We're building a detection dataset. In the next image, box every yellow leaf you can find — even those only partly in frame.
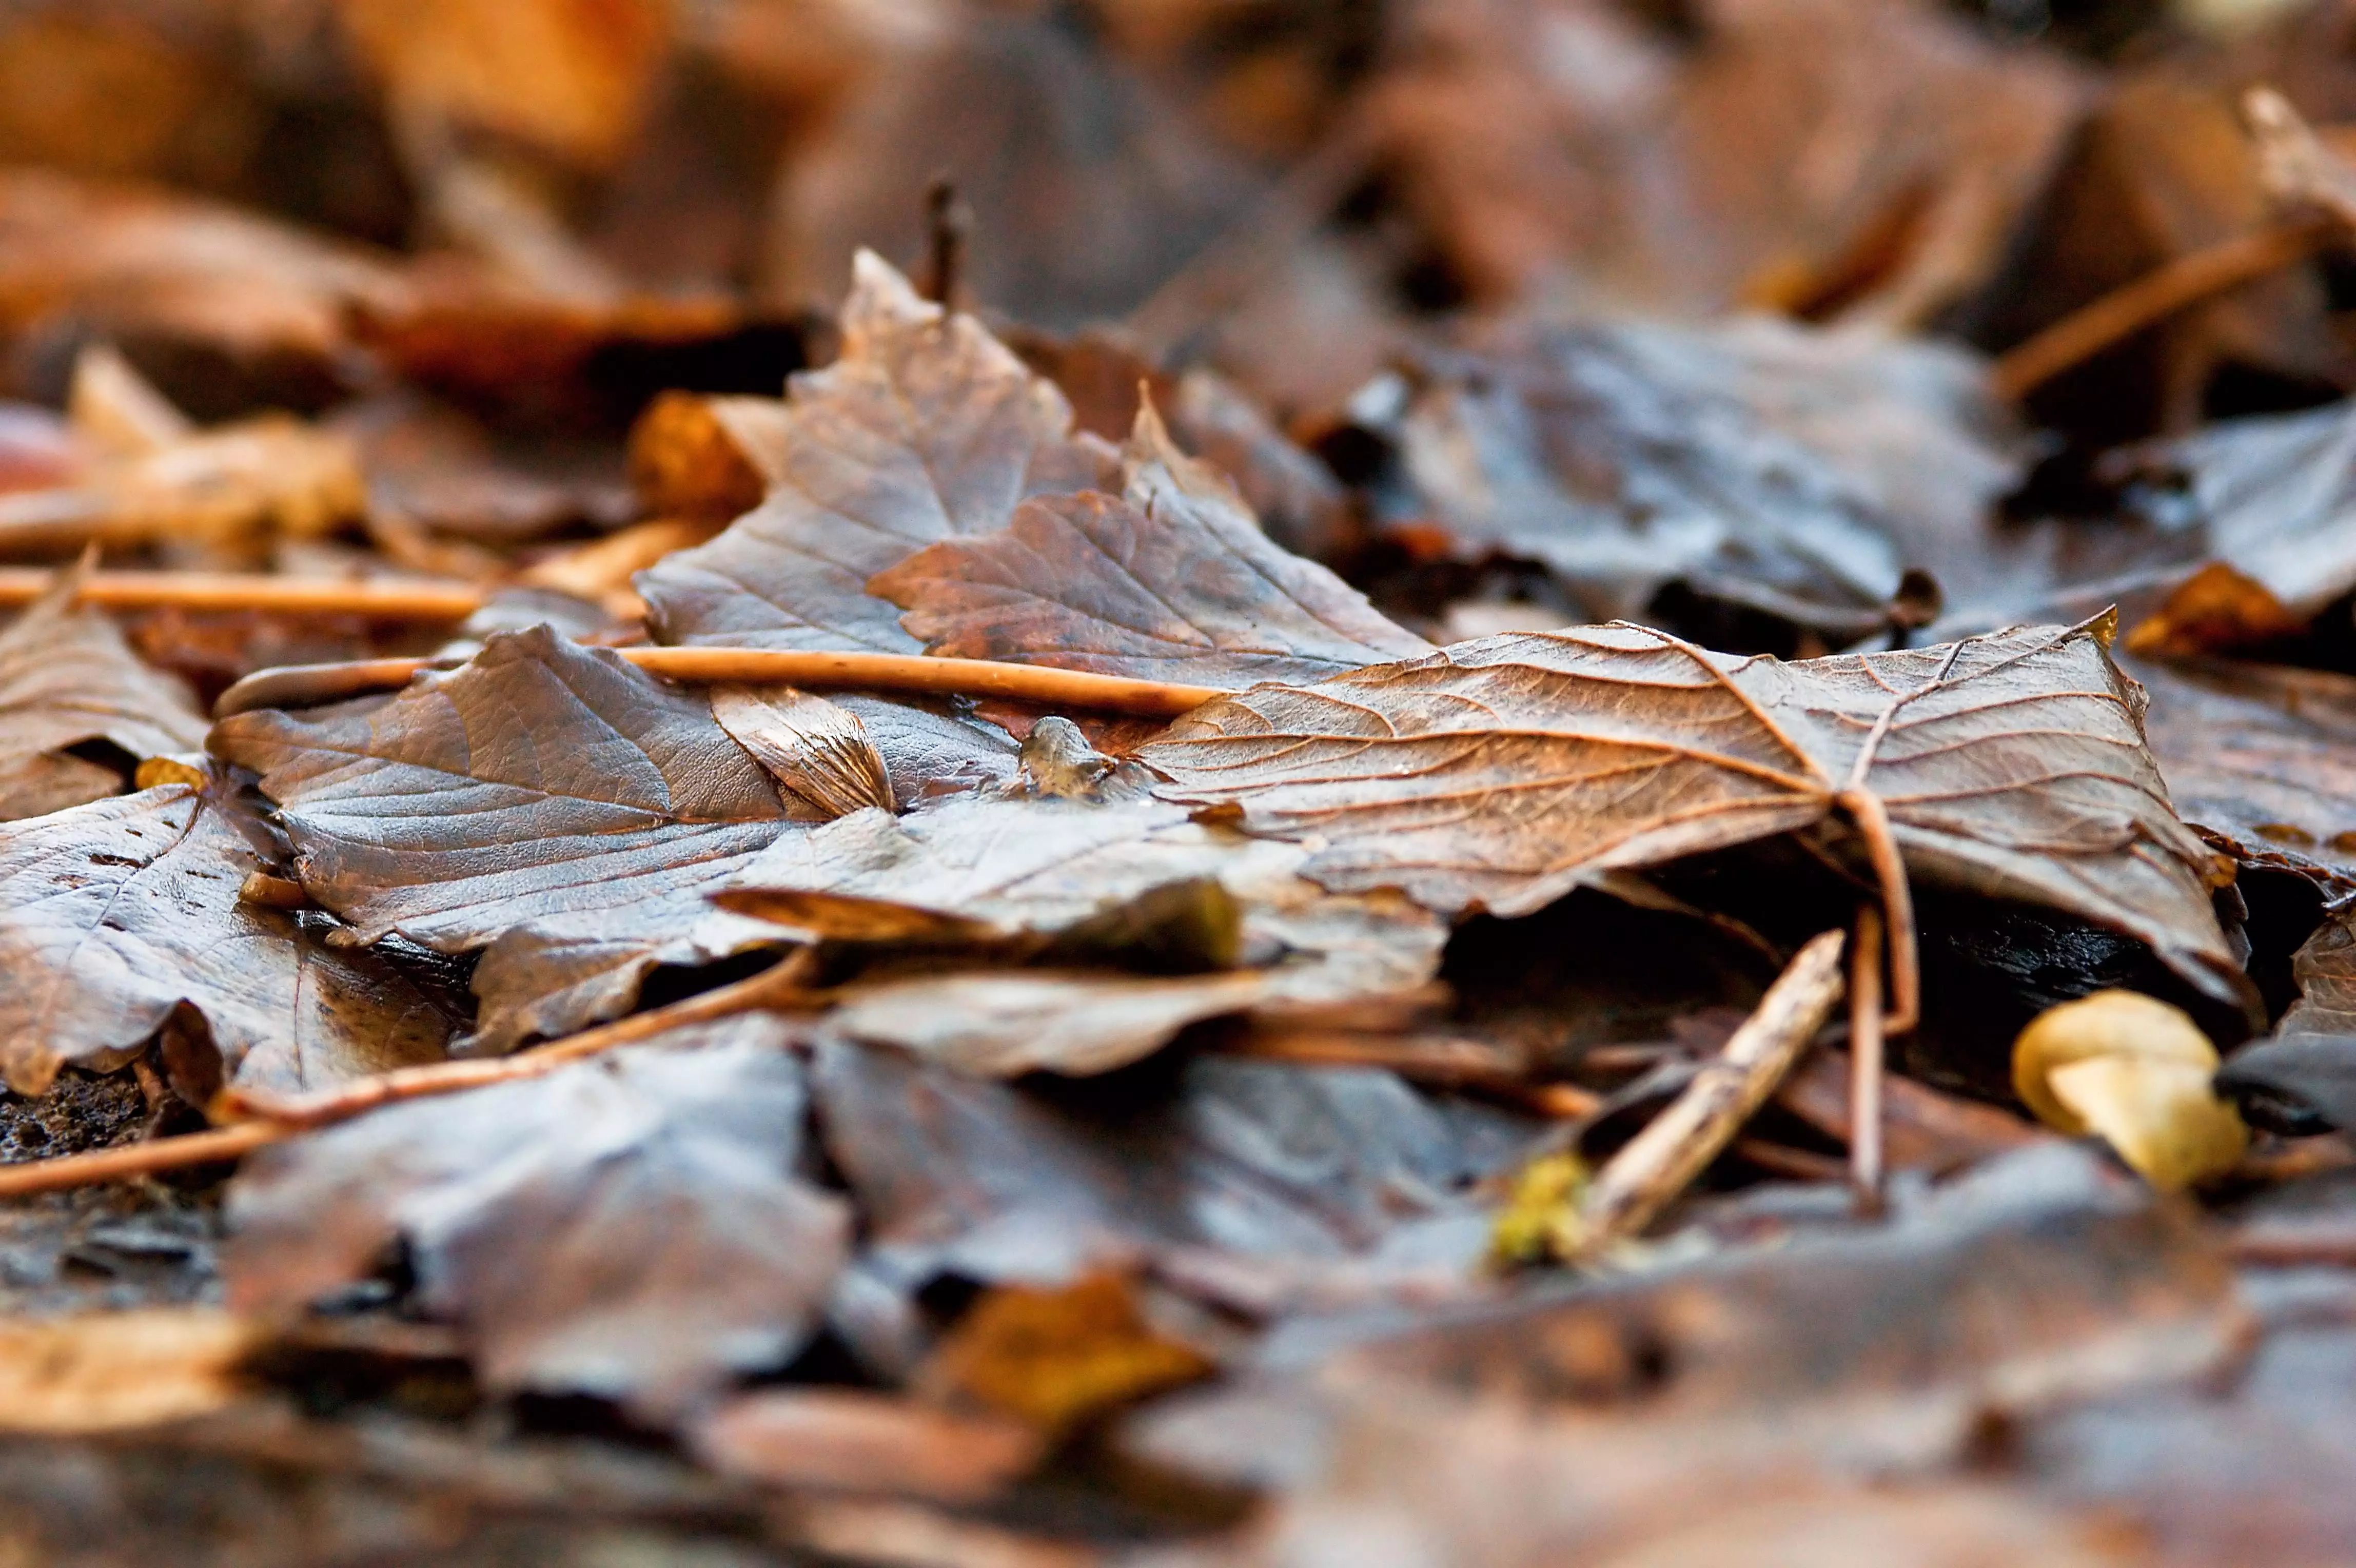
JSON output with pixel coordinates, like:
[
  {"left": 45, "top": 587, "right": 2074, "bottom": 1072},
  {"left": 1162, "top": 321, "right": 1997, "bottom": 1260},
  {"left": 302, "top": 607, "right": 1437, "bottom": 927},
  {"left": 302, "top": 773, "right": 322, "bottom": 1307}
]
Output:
[
  {"left": 0, "top": 1310, "right": 259, "bottom": 1433},
  {"left": 1491, "top": 1150, "right": 1589, "bottom": 1267}
]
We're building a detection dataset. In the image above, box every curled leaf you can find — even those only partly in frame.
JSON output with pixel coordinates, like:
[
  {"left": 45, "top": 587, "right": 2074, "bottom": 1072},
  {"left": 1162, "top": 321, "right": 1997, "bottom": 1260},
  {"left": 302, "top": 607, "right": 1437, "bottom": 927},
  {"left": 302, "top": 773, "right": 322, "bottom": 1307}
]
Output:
[
  {"left": 2012, "top": 990, "right": 2247, "bottom": 1191},
  {"left": 711, "top": 683, "right": 896, "bottom": 818}
]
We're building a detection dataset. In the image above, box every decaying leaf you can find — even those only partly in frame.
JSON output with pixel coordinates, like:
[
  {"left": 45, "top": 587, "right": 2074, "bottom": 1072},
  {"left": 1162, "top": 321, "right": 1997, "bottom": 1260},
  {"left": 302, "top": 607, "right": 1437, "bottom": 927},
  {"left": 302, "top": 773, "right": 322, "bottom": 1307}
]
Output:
[
  {"left": 710, "top": 683, "right": 895, "bottom": 818},
  {"left": 226, "top": 1017, "right": 849, "bottom": 1422},
  {"left": 872, "top": 406, "right": 1429, "bottom": 687},
  {"left": 1141, "top": 620, "right": 2247, "bottom": 1005},
  {"left": 210, "top": 625, "right": 808, "bottom": 1048},
  {"left": 637, "top": 252, "right": 1115, "bottom": 655},
  {"left": 2013, "top": 991, "right": 2247, "bottom": 1191},
  {"left": 0, "top": 1310, "right": 261, "bottom": 1434},
  {"left": 0, "top": 561, "right": 208, "bottom": 819},
  {"left": 918, "top": 1270, "right": 1215, "bottom": 1434},
  {"left": 627, "top": 389, "right": 792, "bottom": 523},
  {"left": 0, "top": 774, "right": 454, "bottom": 1096}
]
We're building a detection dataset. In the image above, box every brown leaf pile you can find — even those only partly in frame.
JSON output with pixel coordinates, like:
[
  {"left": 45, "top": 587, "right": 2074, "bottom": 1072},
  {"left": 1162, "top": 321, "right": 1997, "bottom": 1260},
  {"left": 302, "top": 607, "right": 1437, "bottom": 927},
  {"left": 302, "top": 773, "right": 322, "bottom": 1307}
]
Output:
[{"left": 10, "top": 4, "right": 2356, "bottom": 1564}]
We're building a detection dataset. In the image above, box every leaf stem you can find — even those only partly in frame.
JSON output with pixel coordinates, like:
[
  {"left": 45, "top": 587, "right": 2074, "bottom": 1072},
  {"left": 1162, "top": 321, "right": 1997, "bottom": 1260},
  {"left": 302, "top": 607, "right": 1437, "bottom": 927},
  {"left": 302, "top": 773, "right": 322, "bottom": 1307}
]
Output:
[{"left": 213, "top": 646, "right": 1227, "bottom": 720}]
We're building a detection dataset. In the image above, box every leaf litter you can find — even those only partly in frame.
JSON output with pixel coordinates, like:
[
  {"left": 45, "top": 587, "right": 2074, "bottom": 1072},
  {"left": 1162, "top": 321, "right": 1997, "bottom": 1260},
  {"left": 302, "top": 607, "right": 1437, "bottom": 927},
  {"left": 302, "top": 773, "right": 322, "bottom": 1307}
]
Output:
[{"left": 7, "top": 4, "right": 2356, "bottom": 1562}]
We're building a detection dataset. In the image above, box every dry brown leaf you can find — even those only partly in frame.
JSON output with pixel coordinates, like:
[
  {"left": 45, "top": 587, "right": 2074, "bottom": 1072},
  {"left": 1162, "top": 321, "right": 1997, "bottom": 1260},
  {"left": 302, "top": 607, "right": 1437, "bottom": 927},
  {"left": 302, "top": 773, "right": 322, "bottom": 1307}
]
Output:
[
  {"left": 1372, "top": 325, "right": 1910, "bottom": 634},
  {"left": 2214, "top": 910, "right": 2356, "bottom": 1134},
  {"left": 209, "top": 624, "right": 810, "bottom": 1050},
  {"left": 0, "top": 560, "right": 208, "bottom": 819},
  {"left": 870, "top": 405, "right": 1429, "bottom": 687},
  {"left": 710, "top": 683, "right": 895, "bottom": 818},
  {"left": 638, "top": 252, "right": 1116, "bottom": 655},
  {"left": 0, "top": 1310, "right": 261, "bottom": 1434},
  {"left": 828, "top": 970, "right": 1281, "bottom": 1079},
  {"left": 626, "top": 389, "right": 792, "bottom": 523},
  {"left": 0, "top": 771, "right": 455, "bottom": 1097},
  {"left": 1141, "top": 620, "right": 2248, "bottom": 1007},
  {"left": 226, "top": 1015, "right": 848, "bottom": 1423},
  {"left": 2129, "top": 652, "right": 2356, "bottom": 889}
]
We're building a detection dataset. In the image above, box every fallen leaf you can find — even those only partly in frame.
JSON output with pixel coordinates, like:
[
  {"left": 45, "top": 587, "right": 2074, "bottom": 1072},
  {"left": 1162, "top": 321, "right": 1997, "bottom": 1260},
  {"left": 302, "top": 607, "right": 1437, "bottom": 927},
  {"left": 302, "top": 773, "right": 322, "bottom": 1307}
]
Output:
[
  {"left": 827, "top": 970, "right": 1281, "bottom": 1079},
  {"left": 626, "top": 389, "right": 791, "bottom": 523},
  {"left": 0, "top": 773, "right": 454, "bottom": 1096},
  {"left": 2129, "top": 652, "right": 2356, "bottom": 889},
  {"left": 918, "top": 1270, "right": 1214, "bottom": 1434},
  {"left": 710, "top": 683, "right": 896, "bottom": 818},
  {"left": 1373, "top": 326, "right": 1909, "bottom": 635},
  {"left": 811, "top": 1041, "right": 1520, "bottom": 1346},
  {"left": 225, "top": 1016, "right": 849, "bottom": 1423},
  {"left": 0, "top": 1310, "right": 260, "bottom": 1434},
  {"left": 2013, "top": 990, "right": 2247, "bottom": 1191},
  {"left": 637, "top": 252, "right": 1116, "bottom": 656},
  {"left": 209, "top": 624, "right": 810, "bottom": 1050},
  {"left": 1775, "top": 1047, "right": 2045, "bottom": 1177},
  {"left": 0, "top": 167, "right": 408, "bottom": 395},
  {"left": 1140, "top": 620, "right": 2248, "bottom": 1007},
  {"left": 2114, "top": 400, "right": 2356, "bottom": 655},
  {"left": 0, "top": 561, "right": 208, "bottom": 819},
  {"left": 694, "top": 1388, "right": 1043, "bottom": 1504},
  {"left": 871, "top": 405, "right": 1430, "bottom": 687},
  {"left": 2216, "top": 910, "right": 2356, "bottom": 1132}
]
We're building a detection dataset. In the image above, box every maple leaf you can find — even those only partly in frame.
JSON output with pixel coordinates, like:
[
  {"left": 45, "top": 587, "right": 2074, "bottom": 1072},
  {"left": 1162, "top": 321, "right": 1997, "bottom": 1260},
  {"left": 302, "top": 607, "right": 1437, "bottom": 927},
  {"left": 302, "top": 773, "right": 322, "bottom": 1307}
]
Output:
[
  {"left": 225, "top": 1016, "right": 848, "bottom": 1422},
  {"left": 1140, "top": 620, "right": 2247, "bottom": 1008},
  {"left": 870, "top": 407, "right": 1431, "bottom": 687},
  {"left": 636, "top": 252, "right": 1116, "bottom": 655},
  {"left": 209, "top": 625, "right": 809, "bottom": 1049},
  {"left": 0, "top": 774, "right": 452, "bottom": 1096},
  {"left": 0, "top": 564, "right": 208, "bottom": 820}
]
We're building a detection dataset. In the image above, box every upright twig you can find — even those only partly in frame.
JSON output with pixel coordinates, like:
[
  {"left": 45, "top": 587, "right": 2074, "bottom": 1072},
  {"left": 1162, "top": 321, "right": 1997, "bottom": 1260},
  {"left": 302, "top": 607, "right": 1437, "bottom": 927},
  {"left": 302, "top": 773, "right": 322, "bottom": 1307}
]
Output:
[
  {"left": 921, "top": 178, "right": 970, "bottom": 309},
  {"left": 1848, "top": 904, "right": 1886, "bottom": 1213},
  {"left": 1576, "top": 929, "right": 1848, "bottom": 1251},
  {"left": 213, "top": 646, "right": 1227, "bottom": 720}
]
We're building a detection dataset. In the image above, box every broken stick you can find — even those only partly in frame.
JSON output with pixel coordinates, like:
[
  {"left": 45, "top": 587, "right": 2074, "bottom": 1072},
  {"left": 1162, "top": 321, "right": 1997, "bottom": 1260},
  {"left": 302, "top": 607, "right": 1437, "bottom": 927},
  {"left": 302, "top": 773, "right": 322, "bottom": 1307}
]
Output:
[{"left": 1577, "top": 928, "right": 1848, "bottom": 1252}]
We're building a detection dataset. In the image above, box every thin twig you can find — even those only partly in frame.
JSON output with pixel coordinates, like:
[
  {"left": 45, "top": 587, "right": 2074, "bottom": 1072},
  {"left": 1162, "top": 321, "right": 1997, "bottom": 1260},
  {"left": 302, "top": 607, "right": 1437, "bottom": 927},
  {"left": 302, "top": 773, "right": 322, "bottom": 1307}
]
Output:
[
  {"left": 1989, "top": 214, "right": 2339, "bottom": 403},
  {"left": 1576, "top": 929, "right": 1847, "bottom": 1251},
  {"left": 0, "top": 1122, "right": 286, "bottom": 1199},
  {"left": 226, "top": 955, "right": 824, "bottom": 1128},
  {"left": 0, "top": 568, "right": 486, "bottom": 619},
  {"left": 1848, "top": 904, "right": 1886, "bottom": 1213},
  {"left": 214, "top": 646, "right": 1228, "bottom": 720},
  {"left": 0, "top": 957, "right": 827, "bottom": 1195},
  {"left": 1837, "top": 787, "right": 1919, "bottom": 1034}
]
